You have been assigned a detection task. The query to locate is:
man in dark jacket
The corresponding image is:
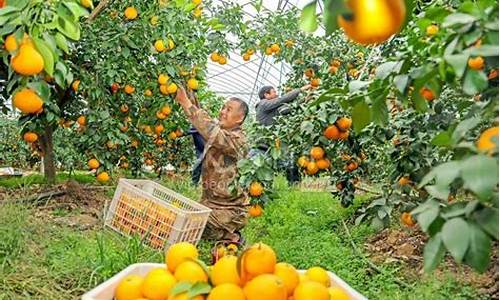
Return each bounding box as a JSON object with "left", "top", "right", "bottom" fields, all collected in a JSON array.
[
  {"left": 254, "top": 84, "right": 311, "bottom": 183},
  {"left": 188, "top": 126, "right": 205, "bottom": 185},
  {"left": 255, "top": 84, "right": 311, "bottom": 126}
]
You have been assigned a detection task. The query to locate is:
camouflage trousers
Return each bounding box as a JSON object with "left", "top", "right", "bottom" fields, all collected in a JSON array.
[{"left": 201, "top": 201, "right": 248, "bottom": 241}]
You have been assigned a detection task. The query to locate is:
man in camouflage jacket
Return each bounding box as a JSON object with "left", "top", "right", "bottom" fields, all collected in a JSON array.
[{"left": 175, "top": 86, "right": 249, "bottom": 242}]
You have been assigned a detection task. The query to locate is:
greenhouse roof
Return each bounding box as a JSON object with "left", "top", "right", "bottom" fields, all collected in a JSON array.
[{"left": 206, "top": 0, "right": 324, "bottom": 110}]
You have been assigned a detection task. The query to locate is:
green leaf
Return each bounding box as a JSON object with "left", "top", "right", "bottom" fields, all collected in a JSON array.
[
  {"left": 311, "top": 87, "right": 345, "bottom": 106},
  {"left": 56, "top": 16, "right": 81, "bottom": 40},
  {"left": 62, "top": 2, "right": 89, "bottom": 19},
  {"left": 187, "top": 282, "right": 212, "bottom": 298},
  {"left": 442, "top": 218, "right": 470, "bottom": 263},
  {"left": 300, "top": 1, "right": 318, "bottom": 33},
  {"left": 452, "top": 117, "right": 480, "bottom": 143},
  {"left": 443, "top": 13, "right": 476, "bottom": 27},
  {"left": 169, "top": 282, "right": 193, "bottom": 297},
  {"left": 375, "top": 61, "right": 403, "bottom": 80},
  {"left": 348, "top": 80, "right": 370, "bottom": 92},
  {"left": 463, "top": 69, "right": 488, "bottom": 96},
  {"left": 474, "top": 207, "right": 499, "bottom": 239},
  {"left": 54, "top": 32, "right": 69, "bottom": 54},
  {"left": 393, "top": 74, "right": 409, "bottom": 94},
  {"left": 323, "top": 0, "right": 347, "bottom": 35},
  {"left": 431, "top": 132, "right": 452, "bottom": 147},
  {"left": 371, "top": 94, "right": 388, "bottom": 126},
  {"left": 444, "top": 54, "right": 469, "bottom": 78},
  {"left": 33, "top": 38, "right": 55, "bottom": 76},
  {"left": 464, "top": 222, "right": 491, "bottom": 273},
  {"left": 470, "top": 45, "right": 500, "bottom": 57},
  {"left": 461, "top": 155, "right": 499, "bottom": 201},
  {"left": 425, "top": 185, "right": 450, "bottom": 201},
  {"left": 417, "top": 206, "right": 440, "bottom": 232},
  {"left": 0, "top": 6, "right": 20, "bottom": 16},
  {"left": 352, "top": 100, "right": 371, "bottom": 133},
  {"left": 424, "top": 233, "right": 446, "bottom": 272},
  {"left": 412, "top": 90, "right": 429, "bottom": 112}
]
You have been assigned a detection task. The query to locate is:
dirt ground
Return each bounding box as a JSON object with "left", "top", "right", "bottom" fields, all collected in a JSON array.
[{"left": 365, "top": 228, "right": 499, "bottom": 299}]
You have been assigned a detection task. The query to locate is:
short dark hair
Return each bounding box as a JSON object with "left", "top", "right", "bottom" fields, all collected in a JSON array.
[
  {"left": 229, "top": 97, "right": 249, "bottom": 123},
  {"left": 258, "top": 86, "right": 274, "bottom": 100}
]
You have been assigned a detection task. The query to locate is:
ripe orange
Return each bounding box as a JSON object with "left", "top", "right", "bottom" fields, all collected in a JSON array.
[
  {"left": 246, "top": 48, "right": 255, "bottom": 55},
  {"left": 120, "top": 104, "right": 129, "bottom": 113},
  {"left": 248, "top": 204, "right": 263, "bottom": 217},
  {"left": 124, "top": 7, "right": 138, "bottom": 20},
  {"left": 96, "top": 172, "right": 110, "bottom": 183},
  {"left": 294, "top": 281, "right": 330, "bottom": 300},
  {"left": 166, "top": 83, "right": 178, "bottom": 94},
  {"left": 159, "top": 84, "right": 169, "bottom": 95},
  {"left": 401, "top": 212, "right": 416, "bottom": 227},
  {"left": 338, "top": 0, "right": 406, "bottom": 45},
  {"left": 174, "top": 260, "right": 208, "bottom": 283},
  {"left": 426, "top": 24, "right": 439, "bottom": 36},
  {"left": 158, "top": 73, "right": 169, "bottom": 85},
  {"left": 154, "top": 40, "right": 166, "bottom": 52},
  {"left": 13, "top": 88, "right": 43, "bottom": 114},
  {"left": 310, "top": 78, "right": 320, "bottom": 87},
  {"left": 166, "top": 242, "right": 199, "bottom": 273},
  {"left": 4, "top": 34, "right": 18, "bottom": 52},
  {"left": 468, "top": 56, "right": 485, "bottom": 70},
  {"left": 243, "top": 274, "right": 287, "bottom": 300},
  {"left": 218, "top": 56, "right": 227, "bottom": 65},
  {"left": 77, "top": 115, "right": 86, "bottom": 126},
  {"left": 338, "top": 130, "right": 350, "bottom": 140},
  {"left": 297, "top": 156, "right": 309, "bottom": 168},
  {"left": 124, "top": 84, "right": 135, "bottom": 94},
  {"left": 306, "top": 162, "right": 319, "bottom": 175},
  {"left": 249, "top": 181, "right": 264, "bottom": 197},
  {"left": 328, "top": 287, "right": 350, "bottom": 300},
  {"left": 131, "top": 139, "right": 139, "bottom": 147},
  {"left": 243, "top": 53, "right": 251, "bottom": 61},
  {"left": 193, "top": 6, "right": 203, "bottom": 17},
  {"left": 265, "top": 47, "right": 273, "bottom": 55},
  {"left": 345, "top": 161, "right": 359, "bottom": 172},
  {"left": 329, "top": 65, "right": 339, "bottom": 74},
  {"left": 304, "top": 68, "right": 314, "bottom": 78},
  {"left": 72, "top": 80, "right": 80, "bottom": 92},
  {"left": 310, "top": 147, "right": 324, "bottom": 160},
  {"left": 207, "top": 283, "right": 245, "bottom": 300},
  {"left": 274, "top": 263, "right": 299, "bottom": 296},
  {"left": 324, "top": 125, "right": 340, "bottom": 140},
  {"left": 242, "top": 242, "right": 277, "bottom": 278},
  {"left": 304, "top": 266, "right": 330, "bottom": 287},
  {"left": 477, "top": 126, "right": 499, "bottom": 153},
  {"left": 187, "top": 78, "right": 199, "bottom": 90},
  {"left": 175, "top": 128, "right": 183, "bottom": 137},
  {"left": 168, "top": 292, "right": 203, "bottom": 300},
  {"left": 11, "top": 44, "right": 44, "bottom": 76},
  {"left": 154, "top": 124, "right": 164, "bottom": 134},
  {"left": 316, "top": 158, "right": 330, "bottom": 170},
  {"left": 23, "top": 132, "right": 38, "bottom": 143},
  {"left": 168, "top": 131, "right": 177, "bottom": 139},
  {"left": 111, "top": 82, "right": 120, "bottom": 93},
  {"left": 211, "top": 255, "right": 241, "bottom": 286},
  {"left": 420, "top": 87, "right": 435, "bottom": 101},
  {"left": 398, "top": 176, "right": 410, "bottom": 185},
  {"left": 270, "top": 43, "right": 280, "bottom": 53},
  {"left": 87, "top": 158, "right": 100, "bottom": 169},
  {"left": 156, "top": 111, "right": 167, "bottom": 120},
  {"left": 161, "top": 105, "right": 172, "bottom": 115},
  {"left": 336, "top": 117, "right": 352, "bottom": 131},
  {"left": 141, "top": 268, "right": 176, "bottom": 300},
  {"left": 331, "top": 59, "right": 341, "bottom": 67},
  {"left": 210, "top": 52, "right": 221, "bottom": 62},
  {"left": 114, "top": 275, "right": 144, "bottom": 300}
]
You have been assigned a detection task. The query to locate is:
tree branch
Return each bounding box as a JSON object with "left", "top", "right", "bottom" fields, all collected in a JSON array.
[{"left": 87, "top": 0, "right": 111, "bottom": 22}]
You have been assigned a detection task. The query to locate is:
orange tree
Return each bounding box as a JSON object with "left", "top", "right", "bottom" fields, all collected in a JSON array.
[
  {"left": 0, "top": 0, "right": 89, "bottom": 183},
  {"left": 295, "top": 0, "right": 498, "bottom": 272},
  {"left": 67, "top": 0, "right": 242, "bottom": 182}
]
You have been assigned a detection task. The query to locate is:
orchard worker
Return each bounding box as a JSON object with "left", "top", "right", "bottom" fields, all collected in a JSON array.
[
  {"left": 254, "top": 84, "right": 311, "bottom": 183},
  {"left": 175, "top": 86, "right": 249, "bottom": 243}
]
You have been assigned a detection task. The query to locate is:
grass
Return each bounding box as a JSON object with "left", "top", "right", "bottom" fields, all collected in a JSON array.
[
  {"left": 0, "top": 172, "right": 96, "bottom": 188},
  {"left": 0, "top": 174, "right": 490, "bottom": 300}
]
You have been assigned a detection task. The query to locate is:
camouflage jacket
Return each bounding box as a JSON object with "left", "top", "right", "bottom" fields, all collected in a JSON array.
[{"left": 187, "top": 106, "right": 248, "bottom": 208}]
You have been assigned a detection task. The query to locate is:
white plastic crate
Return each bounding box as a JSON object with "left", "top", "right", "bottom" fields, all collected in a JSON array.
[
  {"left": 105, "top": 179, "right": 211, "bottom": 250},
  {"left": 82, "top": 263, "right": 367, "bottom": 300}
]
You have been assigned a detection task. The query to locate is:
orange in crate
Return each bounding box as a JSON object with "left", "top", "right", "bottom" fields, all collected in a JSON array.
[{"left": 105, "top": 179, "right": 211, "bottom": 250}]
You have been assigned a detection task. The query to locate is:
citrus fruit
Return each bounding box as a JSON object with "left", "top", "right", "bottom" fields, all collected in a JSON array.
[{"left": 166, "top": 242, "right": 198, "bottom": 272}]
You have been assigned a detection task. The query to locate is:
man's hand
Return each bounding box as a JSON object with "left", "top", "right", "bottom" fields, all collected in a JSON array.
[
  {"left": 300, "top": 84, "right": 312, "bottom": 91},
  {"left": 176, "top": 86, "right": 193, "bottom": 110}
]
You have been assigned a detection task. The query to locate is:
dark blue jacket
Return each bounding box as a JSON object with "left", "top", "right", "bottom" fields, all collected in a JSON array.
[{"left": 188, "top": 126, "right": 205, "bottom": 158}]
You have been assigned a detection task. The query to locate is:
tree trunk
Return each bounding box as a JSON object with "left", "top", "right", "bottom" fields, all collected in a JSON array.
[{"left": 40, "top": 125, "right": 56, "bottom": 185}]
